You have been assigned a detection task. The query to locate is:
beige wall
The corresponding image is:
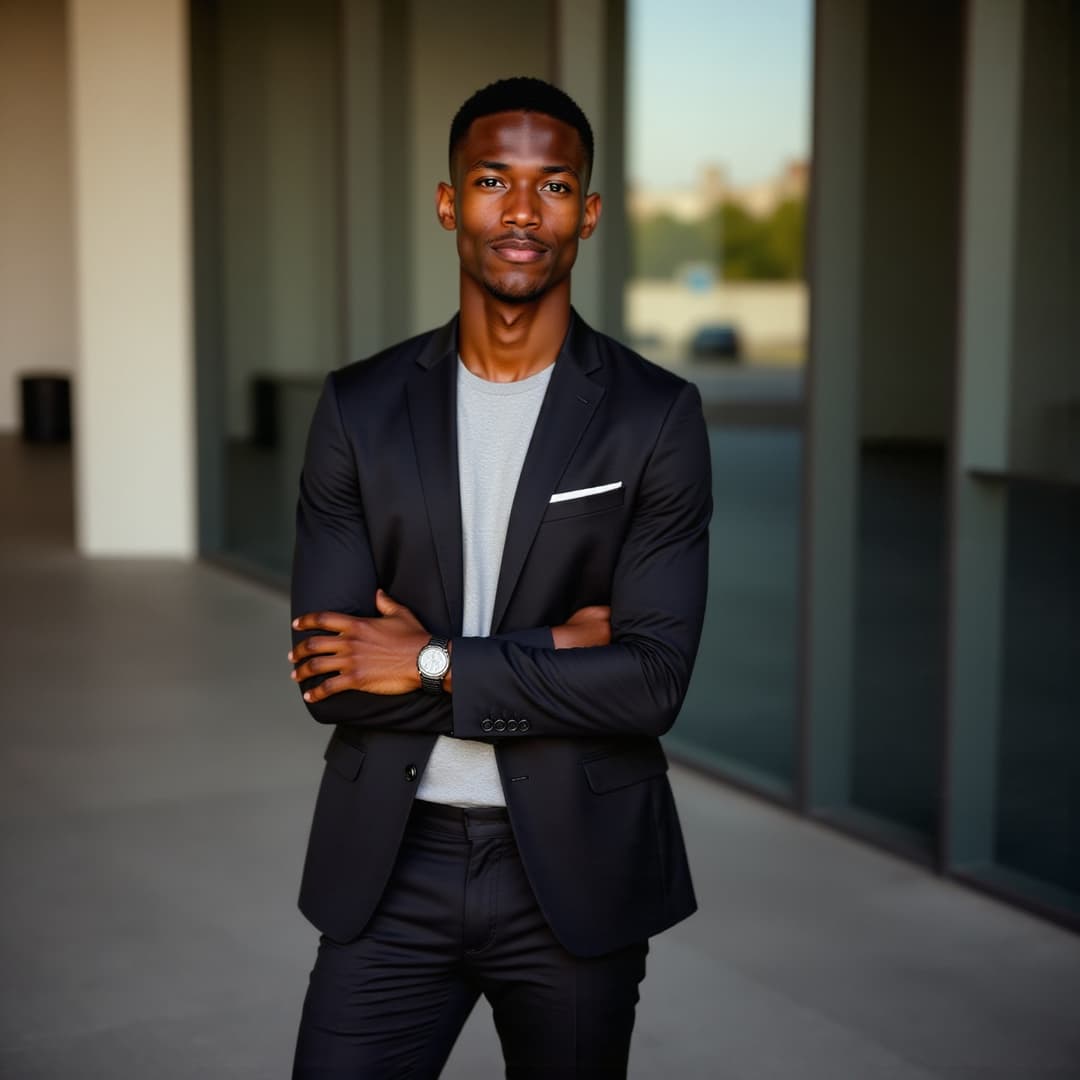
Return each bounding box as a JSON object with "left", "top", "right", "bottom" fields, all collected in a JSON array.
[
  {"left": 69, "top": 0, "right": 194, "bottom": 555},
  {"left": 0, "top": 0, "right": 76, "bottom": 433}
]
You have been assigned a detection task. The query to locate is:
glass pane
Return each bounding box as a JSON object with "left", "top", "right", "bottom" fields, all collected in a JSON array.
[
  {"left": 995, "top": 482, "right": 1080, "bottom": 903},
  {"left": 671, "top": 428, "right": 802, "bottom": 794},
  {"left": 842, "top": 1, "right": 965, "bottom": 849},
  {"left": 627, "top": 0, "right": 813, "bottom": 795},
  {"left": 988, "top": 0, "right": 1080, "bottom": 911},
  {"left": 850, "top": 447, "right": 947, "bottom": 843},
  {"left": 212, "top": 0, "right": 343, "bottom": 579}
]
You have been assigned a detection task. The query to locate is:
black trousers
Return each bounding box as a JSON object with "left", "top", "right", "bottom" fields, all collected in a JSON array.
[{"left": 292, "top": 799, "right": 649, "bottom": 1079}]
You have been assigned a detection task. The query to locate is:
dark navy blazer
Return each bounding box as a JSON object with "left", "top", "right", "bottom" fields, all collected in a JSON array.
[{"left": 291, "top": 309, "right": 712, "bottom": 958}]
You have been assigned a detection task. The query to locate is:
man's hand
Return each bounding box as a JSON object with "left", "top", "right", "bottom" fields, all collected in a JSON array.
[
  {"left": 290, "top": 589, "right": 429, "bottom": 701},
  {"left": 551, "top": 605, "right": 611, "bottom": 649},
  {"left": 289, "top": 595, "right": 612, "bottom": 702}
]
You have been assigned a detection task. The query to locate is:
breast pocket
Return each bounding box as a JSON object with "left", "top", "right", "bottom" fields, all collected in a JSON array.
[{"left": 542, "top": 484, "right": 625, "bottom": 523}]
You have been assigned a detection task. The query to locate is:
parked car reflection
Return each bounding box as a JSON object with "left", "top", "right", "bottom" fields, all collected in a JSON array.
[{"left": 690, "top": 323, "right": 742, "bottom": 362}]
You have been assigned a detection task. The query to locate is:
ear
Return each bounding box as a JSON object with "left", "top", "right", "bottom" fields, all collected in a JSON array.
[
  {"left": 579, "top": 191, "right": 603, "bottom": 240},
  {"left": 436, "top": 182, "right": 456, "bottom": 231}
]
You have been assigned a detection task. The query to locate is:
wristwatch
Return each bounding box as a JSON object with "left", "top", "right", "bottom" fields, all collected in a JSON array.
[{"left": 417, "top": 635, "right": 451, "bottom": 693}]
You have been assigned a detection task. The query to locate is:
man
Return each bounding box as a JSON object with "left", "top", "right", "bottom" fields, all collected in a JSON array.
[{"left": 288, "top": 76, "right": 711, "bottom": 1078}]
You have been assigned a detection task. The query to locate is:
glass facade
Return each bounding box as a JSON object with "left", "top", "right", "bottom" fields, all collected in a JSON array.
[
  {"left": 841, "top": 0, "right": 964, "bottom": 854},
  {"left": 673, "top": 427, "right": 803, "bottom": 796},
  {"left": 625, "top": 0, "right": 812, "bottom": 798},
  {"left": 195, "top": 0, "right": 343, "bottom": 582},
  {"left": 190, "top": 0, "right": 1079, "bottom": 930},
  {"left": 995, "top": 482, "right": 1080, "bottom": 903},
  {"left": 851, "top": 446, "right": 948, "bottom": 849}
]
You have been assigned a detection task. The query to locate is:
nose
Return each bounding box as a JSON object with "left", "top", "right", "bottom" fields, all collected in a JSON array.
[{"left": 502, "top": 182, "right": 540, "bottom": 229}]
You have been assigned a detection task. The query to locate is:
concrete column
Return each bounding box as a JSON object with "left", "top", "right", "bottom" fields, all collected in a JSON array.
[
  {"left": 1006, "top": 0, "right": 1080, "bottom": 483},
  {"left": 943, "top": 0, "right": 1080, "bottom": 869},
  {"left": 340, "top": 0, "right": 413, "bottom": 357},
  {"left": 68, "top": 0, "right": 195, "bottom": 556},
  {"left": 944, "top": 0, "right": 1026, "bottom": 866},
  {"left": 801, "top": 0, "right": 868, "bottom": 808},
  {"left": 554, "top": 0, "right": 627, "bottom": 337},
  {"left": 857, "top": 2, "right": 961, "bottom": 445}
]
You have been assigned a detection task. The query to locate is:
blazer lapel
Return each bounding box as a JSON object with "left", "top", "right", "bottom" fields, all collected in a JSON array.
[
  {"left": 406, "top": 317, "right": 464, "bottom": 634},
  {"left": 489, "top": 312, "right": 605, "bottom": 634}
]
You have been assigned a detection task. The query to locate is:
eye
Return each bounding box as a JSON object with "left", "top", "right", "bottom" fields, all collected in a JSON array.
[
  {"left": 542, "top": 181, "right": 573, "bottom": 194},
  {"left": 476, "top": 176, "right": 505, "bottom": 188}
]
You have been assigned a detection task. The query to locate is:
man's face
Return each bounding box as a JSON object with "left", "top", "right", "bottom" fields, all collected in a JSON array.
[{"left": 437, "top": 110, "right": 601, "bottom": 304}]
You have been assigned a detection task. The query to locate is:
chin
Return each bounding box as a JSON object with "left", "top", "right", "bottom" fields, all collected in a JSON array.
[{"left": 482, "top": 275, "right": 550, "bottom": 305}]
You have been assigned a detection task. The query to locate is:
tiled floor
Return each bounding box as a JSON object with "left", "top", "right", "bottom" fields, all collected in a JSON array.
[{"left": 2, "top": 435, "right": 1079, "bottom": 1078}]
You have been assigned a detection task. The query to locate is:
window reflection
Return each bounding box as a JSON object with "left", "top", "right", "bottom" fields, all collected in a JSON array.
[
  {"left": 627, "top": 0, "right": 813, "bottom": 793},
  {"left": 626, "top": 0, "right": 811, "bottom": 374}
]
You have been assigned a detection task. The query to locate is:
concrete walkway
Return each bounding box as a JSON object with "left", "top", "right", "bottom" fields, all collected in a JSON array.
[{"left": 2, "top": 439, "right": 1079, "bottom": 1078}]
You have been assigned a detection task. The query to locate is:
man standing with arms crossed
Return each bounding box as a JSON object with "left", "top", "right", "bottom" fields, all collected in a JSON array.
[{"left": 288, "top": 77, "right": 712, "bottom": 1078}]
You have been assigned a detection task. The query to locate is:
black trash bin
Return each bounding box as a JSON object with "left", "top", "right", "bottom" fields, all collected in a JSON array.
[
  {"left": 251, "top": 374, "right": 278, "bottom": 448},
  {"left": 20, "top": 373, "right": 72, "bottom": 444}
]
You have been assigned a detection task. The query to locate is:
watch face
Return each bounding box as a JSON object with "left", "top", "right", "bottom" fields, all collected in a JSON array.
[{"left": 418, "top": 645, "right": 449, "bottom": 678}]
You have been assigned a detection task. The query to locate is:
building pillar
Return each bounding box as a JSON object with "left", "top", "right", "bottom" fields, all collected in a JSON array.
[
  {"left": 944, "top": 0, "right": 1029, "bottom": 868},
  {"left": 554, "top": 0, "right": 627, "bottom": 338},
  {"left": 801, "top": 0, "right": 868, "bottom": 808},
  {"left": 68, "top": 0, "right": 195, "bottom": 556},
  {"left": 340, "top": 0, "right": 412, "bottom": 357}
]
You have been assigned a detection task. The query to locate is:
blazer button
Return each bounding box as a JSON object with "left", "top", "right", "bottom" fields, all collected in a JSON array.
[
  {"left": 507, "top": 719, "right": 519, "bottom": 732},
  {"left": 518, "top": 718, "right": 530, "bottom": 733},
  {"left": 493, "top": 718, "right": 506, "bottom": 733},
  {"left": 481, "top": 717, "right": 494, "bottom": 733},
  {"left": 404, "top": 764, "right": 418, "bottom": 782}
]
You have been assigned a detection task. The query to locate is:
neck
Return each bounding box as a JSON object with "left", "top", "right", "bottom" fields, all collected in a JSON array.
[{"left": 457, "top": 273, "right": 571, "bottom": 382}]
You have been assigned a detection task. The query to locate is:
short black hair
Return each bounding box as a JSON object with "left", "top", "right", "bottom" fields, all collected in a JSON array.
[{"left": 448, "top": 77, "right": 594, "bottom": 182}]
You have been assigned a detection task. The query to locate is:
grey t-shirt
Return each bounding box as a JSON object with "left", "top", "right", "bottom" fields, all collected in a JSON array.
[{"left": 415, "top": 356, "right": 554, "bottom": 807}]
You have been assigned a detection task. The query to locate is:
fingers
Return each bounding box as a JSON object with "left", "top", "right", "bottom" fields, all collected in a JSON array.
[
  {"left": 300, "top": 672, "right": 350, "bottom": 703},
  {"left": 555, "top": 603, "right": 612, "bottom": 648},
  {"left": 290, "top": 654, "right": 343, "bottom": 683},
  {"left": 292, "top": 610, "right": 353, "bottom": 632},
  {"left": 376, "top": 589, "right": 424, "bottom": 632},
  {"left": 287, "top": 597, "right": 428, "bottom": 700},
  {"left": 374, "top": 588, "right": 399, "bottom": 616},
  {"left": 567, "top": 604, "right": 611, "bottom": 624},
  {"left": 287, "top": 633, "right": 342, "bottom": 663}
]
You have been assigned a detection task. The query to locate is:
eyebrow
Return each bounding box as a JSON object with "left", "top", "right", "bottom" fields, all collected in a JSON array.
[{"left": 468, "top": 160, "right": 580, "bottom": 180}]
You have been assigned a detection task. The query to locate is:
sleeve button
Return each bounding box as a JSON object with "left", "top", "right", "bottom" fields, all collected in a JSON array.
[
  {"left": 493, "top": 718, "right": 507, "bottom": 733},
  {"left": 507, "top": 719, "right": 519, "bottom": 733},
  {"left": 404, "top": 763, "right": 418, "bottom": 782},
  {"left": 518, "top": 718, "right": 530, "bottom": 733},
  {"left": 481, "top": 717, "right": 494, "bottom": 733}
]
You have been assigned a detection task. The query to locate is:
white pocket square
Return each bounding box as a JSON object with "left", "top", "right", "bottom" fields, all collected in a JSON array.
[{"left": 549, "top": 481, "right": 623, "bottom": 504}]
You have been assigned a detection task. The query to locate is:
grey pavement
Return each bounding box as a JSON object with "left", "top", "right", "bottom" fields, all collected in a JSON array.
[{"left": 2, "top": 435, "right": 1079, "bottom": 1079}]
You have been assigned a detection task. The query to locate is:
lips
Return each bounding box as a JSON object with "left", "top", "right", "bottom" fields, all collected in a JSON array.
[{"left": 491, "top": 237, "right": 549, "bottom": 263}]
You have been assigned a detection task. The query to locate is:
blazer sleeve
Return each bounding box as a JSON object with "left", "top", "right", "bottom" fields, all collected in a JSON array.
[
  {"left": 290, "top": 372, "right": 554, "bottom": 731},
  {"left": 290, "top": 372, "right": 454, "bottom": 732},
  {"left": 449, "top": 381, "right": 712, "bottom": 739}
]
